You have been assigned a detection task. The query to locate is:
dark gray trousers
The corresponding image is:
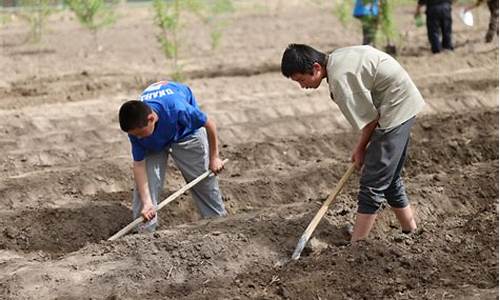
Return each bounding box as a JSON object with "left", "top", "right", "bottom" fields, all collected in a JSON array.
[
  {"left": 426, "top": 2, "right": 453, "bottom": 53},
  {"left": 357, "top": 117, "right": 415, "bottom": 214}
]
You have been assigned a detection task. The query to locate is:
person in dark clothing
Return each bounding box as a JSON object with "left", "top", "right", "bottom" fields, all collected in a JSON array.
[
  {"left": 465, "top": 0, "right": 498, "bottom": 43},
  {"left": 415, "top": 0, "right": 454, "bottom": 53}
]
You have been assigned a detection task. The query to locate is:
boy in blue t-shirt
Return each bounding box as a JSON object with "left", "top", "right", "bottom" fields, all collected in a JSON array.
[{"left": 119, "top": 81, "right": 227, "bottom": 232}]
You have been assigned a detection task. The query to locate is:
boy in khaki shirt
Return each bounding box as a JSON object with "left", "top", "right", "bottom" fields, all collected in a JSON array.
[{"left": 281, "top": 44, "right": 425, "bottom": 242}]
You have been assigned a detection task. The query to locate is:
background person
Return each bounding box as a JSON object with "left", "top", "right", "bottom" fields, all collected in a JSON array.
[
  {"left": 415, "top": 0, "right": 454, "bottom": 53},
  {"left": 353, "top": 0, "right": 380, "bottom": 45},
  {"left": 465, "top": 0, "right": 498, "bottom": 43}
]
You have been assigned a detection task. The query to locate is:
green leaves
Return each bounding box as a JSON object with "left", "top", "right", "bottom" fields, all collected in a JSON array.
[
  {"left": 153, "top": 0, "right": 180, "bottom": 60},
  {"left": 64, "top": 0, "right": 116, "bottom": 50},
  {"left": 153, "top": 0, "right": 234, "bottom": 79},
  {"left": 379, "top": 0, "right": 396, "bottom": 41},
  {"left": 18, "top": 0, "right": 56, "bottom": 43},
  {"left": 203, "top": 0, "right": 234, "bottom": 50},
  {"left": 64, "top": 0, "right": 116, "bottom": 32},
  {"left": 334, "top": 0, "right": 353, "bottom": 27},
  {"left": 157, "top": 34, "right": 177, "bottom": 59},
  {"left": 210, "top": 0, "right": 234, "bottom": 15}
]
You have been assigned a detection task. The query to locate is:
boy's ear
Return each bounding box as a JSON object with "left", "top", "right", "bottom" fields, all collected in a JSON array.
[
  {"left": 147, "top": 113, "right": 155, "bottom": 122},
  {"left": 312, "top": 62, "right": 322, "bottom": 73}
]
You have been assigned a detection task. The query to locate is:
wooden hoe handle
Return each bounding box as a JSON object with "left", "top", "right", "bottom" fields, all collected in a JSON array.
[
  {"left": 108, "top": 159, "right": 229, "bottom": 241},
  {"left": 291, "top": 164, "right": 356, "bottom": 260}
]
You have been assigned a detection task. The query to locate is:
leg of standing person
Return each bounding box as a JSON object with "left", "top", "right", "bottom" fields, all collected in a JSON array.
[
  {"left": 361, "top": 15, "right": 378, "bottom": 45},
  {"left": 132, "top": 150, "right": 168, "bottom": 233},
  {"left": 440, "top": 2, "right": 454, "bottom": 51},
  {"left": 426, "top": 6, "right": 443, "bottom": 53},
  {"left": 351, "top": 117, "right": 416, "bottom": 242},
  {"left": 485, "top": 0, "right": 499, "bottom": 43},
  {"left": 170, "top": 128, "right": 227, "bottom": 218}
]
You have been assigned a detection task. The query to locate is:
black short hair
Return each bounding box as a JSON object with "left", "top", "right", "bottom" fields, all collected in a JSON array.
[
  {"left": 281, "top": 44, "right": 327, "bottom": 78},
  {"left": 118, "top": 100, "right": 152, "bottom": 132}
]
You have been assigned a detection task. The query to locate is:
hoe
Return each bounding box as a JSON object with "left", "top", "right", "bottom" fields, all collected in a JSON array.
[
  {"left": 291, "top": 163, "right": 355, "bottom": 260},
  {"left": 108, "top": 159, "right": 229, "bottom": 241}
]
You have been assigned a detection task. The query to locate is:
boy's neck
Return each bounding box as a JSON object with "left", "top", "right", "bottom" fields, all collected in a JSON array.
[
  {"left": 153, "top": 111, "right": 160, "bottom": 126},
  {"left": 322, "top": 54, "right": 331, "bottom": 80},
  {"left": 322, "top": 65, "right": 328, "bottom": 81}
]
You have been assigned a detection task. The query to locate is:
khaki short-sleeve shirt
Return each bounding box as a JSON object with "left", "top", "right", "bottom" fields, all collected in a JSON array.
[{"left": 327, "top": 46, "right": 425, "bottom": 131}]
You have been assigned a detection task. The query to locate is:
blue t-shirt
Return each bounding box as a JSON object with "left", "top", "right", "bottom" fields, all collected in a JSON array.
[
  {"left": 353, "top": 0, "right": 379, "bottom": 17},
  {"left": 128, "top": 81, "right": 207, "bottom": 161}
]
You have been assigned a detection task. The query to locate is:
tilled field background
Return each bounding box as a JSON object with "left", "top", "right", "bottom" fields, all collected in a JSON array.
[{"left": 0, "top": 1, "right": 498, "bottom": 299}]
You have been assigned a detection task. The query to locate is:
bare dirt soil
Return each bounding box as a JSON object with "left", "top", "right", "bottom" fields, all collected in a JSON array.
[{"left": 0, "top": 1, "right": 498, "bottom": 299}]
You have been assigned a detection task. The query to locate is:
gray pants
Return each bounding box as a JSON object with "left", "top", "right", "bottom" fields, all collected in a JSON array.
[
  {"left": 133, "top": 128, "right": 226, "bottom": 232},
  {"left": 357, "top": 117, "right": 415, "bottom": 214}
]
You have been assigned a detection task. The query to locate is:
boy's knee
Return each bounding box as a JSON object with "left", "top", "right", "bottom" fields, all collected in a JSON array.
[
  {"left": 357, "top": 190, "right": 384, "bottom": 214},
  {"left": 387, "top": 197, "right": 409, "bottom": 209},
  {"left": 199, "top": 204, "right": 227, "bottom": 219},
  {"left": 385, "top": 182, "right": 409, "bottom": 208}
]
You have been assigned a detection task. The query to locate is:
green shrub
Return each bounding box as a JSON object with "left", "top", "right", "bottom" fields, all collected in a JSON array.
[
  {"left": 19, "top": 0, "right": 55, "bottom": 43},
  {"left": 378, "top": 0, "right": 397, "bottom": 45},
  {"left": 202, "top": 0, "right": 234, "bottom": 50},
  {"left": 334, "top": 0, "right": 352, "bottom": 27},
  {"left": 64, "top": 0, "right": 117, "bottom": 50},
  {"left": 153, "top": 0, "right": 234, "bottom": 80}
]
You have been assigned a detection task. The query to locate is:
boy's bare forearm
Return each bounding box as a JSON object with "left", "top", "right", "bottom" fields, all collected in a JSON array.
[
  {"left": 355, "top": 117, "right": 379, "bottom": 152},
  {"left": 204, "top": 117, "right": 220, "bottom": 160},
  {"left": 132, "top": 160, "right": 152, "bottom": 206}
]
